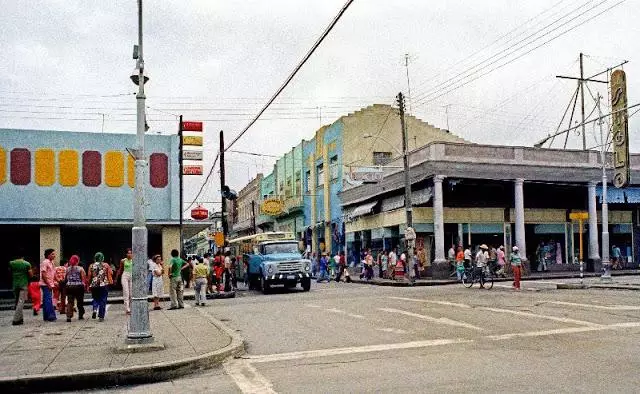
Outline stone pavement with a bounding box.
[0,302,244,393]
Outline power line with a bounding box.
[413,0,624,106]
[224,0,356,152]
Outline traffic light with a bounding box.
[221,185,237,200]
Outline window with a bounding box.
[330,155,339,181]
[295,171,301,195]
[317,165,324,187]
[373,151,393,166]
[286,178,292,197]
[305,170,311,192]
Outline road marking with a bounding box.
[389,297,472,309]
[379,308,483,331]
[224,358,277,393]
[376,327,409,334]
[487,321,640,340]
[546,301,640,311]
[246,338,473,364]
[326,308,365,319]
[246,322,640,365]
[388,296,600,327]
[479,306,602,327]
[493,284,539,291]
[305,304,321,308]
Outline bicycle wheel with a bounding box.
[462,270,473,288]
[481,271,494,290]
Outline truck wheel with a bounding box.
[301,278,311,292]
[261,276,270,294]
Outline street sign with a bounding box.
[569,212,589,220]
[183,165,203,175]
[181,121,203,132]
[182,150,203,161]
[214,232,225,247]
[349,167,383,184]
[182,136,203,146]
[610,69,630,188]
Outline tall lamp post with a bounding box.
[128,0,152,343]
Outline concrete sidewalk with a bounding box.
[349,269,640,287]
[0,303,244,392]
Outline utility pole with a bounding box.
[404,54,413,114]
[397,92,414,282]
[580,52,587,150]
[251,200,257,234]
[128,0,152,344]
[220,130,228,244]
[178,115,184,251]
[597,93,612,280]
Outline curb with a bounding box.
[0,311,245,393]
[350,271,640,287]
[557,283,640,291]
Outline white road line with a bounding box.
[389,297,472,309]
[376,327,409,334]
[246,338,472,364]
[326,308,365,319]
[546,301,640,311]
[224,358,277,394]
[379,308,483,331]
[305,304,321,308]
[487,322,640,340]
[478,307,602,327]
[493,284,539,291]
[388,296,601,327]
[246,322,640,365]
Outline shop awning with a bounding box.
[351,201,378,218]
[596,186,625,203]
[624,188,640,203]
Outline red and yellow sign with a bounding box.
[182,136,203,146]
[261,198,284,216]
[181,121,203,132]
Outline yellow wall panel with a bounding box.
[58,150,79,186]
[127,155,135,188]
[35,149,55,186]
[0,146,5,184]
[105,151,124,187]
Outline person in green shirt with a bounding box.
[9,252,32,326]
[510,246,522,291]
[168,249,187,309]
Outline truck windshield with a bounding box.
[263,242,299,255]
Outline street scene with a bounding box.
[1,0,640,393]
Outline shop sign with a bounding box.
[610,69,630,188]
[182,136,203,146]
[348,167,383,184]
[569,212,588,220]
[261,198,284,216]
[182,150,203,161]
[183,165,203,175]
[181,121,203,132]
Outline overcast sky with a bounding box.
[1,0,638,214]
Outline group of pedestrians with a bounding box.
[450,244,523,290]
[313,251,351,283]
[9,248,114,325]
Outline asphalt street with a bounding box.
[93,276,640,393]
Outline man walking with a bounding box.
[9,251,32,325]
[510,246,522,291]
[193,257,209,306]
[168,249,186,309]
[40,249,57,322]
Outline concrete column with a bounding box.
[432,175,448,279]
[161,226,180,294]
[309,156,317,255]
[323,144,332,254]
[40,226,61,266]
[457,223,463,247]
[514,178,528,261]
[587,181,601,270]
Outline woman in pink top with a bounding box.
[496,246,507,278]
[40,248,57,322]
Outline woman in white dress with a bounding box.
[150,254,164,310]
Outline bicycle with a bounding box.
[461,265,493,289]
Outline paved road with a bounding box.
[96,277,640,393]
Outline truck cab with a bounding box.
[245,240,311,294]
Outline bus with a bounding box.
[228,232,311,294]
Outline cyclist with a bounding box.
[475,244,489,287]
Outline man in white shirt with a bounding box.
[463,247,472,269]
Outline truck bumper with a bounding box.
[266,272,310,283]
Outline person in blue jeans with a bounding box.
[317,253,330,283]
[40,249,58,322]
[87,252,113,322]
